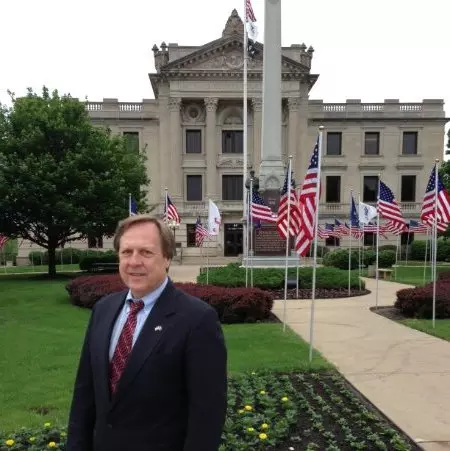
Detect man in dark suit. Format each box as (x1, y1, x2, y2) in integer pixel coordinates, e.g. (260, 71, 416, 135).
(67, 215, 228, 451)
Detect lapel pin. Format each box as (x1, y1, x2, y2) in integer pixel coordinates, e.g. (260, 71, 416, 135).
(154, 325, 163, 332)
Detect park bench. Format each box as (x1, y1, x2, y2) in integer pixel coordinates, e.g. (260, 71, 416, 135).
(377, 268, 393, 280)
(90, 262, 119, 273)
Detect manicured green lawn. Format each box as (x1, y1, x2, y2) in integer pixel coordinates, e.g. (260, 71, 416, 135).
(400, 318, 450, 341)
(0, 264, 80, 274)
(0, 276, 330, 432)
(392, 264, 450, 286)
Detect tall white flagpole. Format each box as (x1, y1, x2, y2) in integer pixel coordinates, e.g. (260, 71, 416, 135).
(245, 189, 249, 287)
(128, 193, 132, 216)
(375, 174, 381, 308)
(309, 126, 324, 363)
(423, 226, 429, 285)
(164, 187, 168, 223)
(358, 192, 362, 291)
(432, 160, 439, 328)
(282, 156, 293, 332)
(243, 0, 249, 286)
(405, 226, 411, 266)
(348, 189, 353, 296)
(250, 177, 254, 287)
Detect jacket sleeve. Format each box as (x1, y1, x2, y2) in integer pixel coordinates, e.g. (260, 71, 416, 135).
(66, 305, 97, 451)
(183, 307, 228, 451)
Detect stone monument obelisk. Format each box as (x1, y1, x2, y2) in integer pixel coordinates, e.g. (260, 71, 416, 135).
(251, 0, 289, 260)
(259, 0, 285, 191)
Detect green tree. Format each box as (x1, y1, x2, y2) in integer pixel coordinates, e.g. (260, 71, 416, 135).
(0, 87, 149, 277)
(445, 128, 450, 155)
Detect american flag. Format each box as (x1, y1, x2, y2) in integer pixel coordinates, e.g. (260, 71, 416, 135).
(251, 191, 277, 223)
(325, 223, 341, 238)
(408, 220, 428, 234)
(295, 138, 321, 256)
(334, 219, 349, 236)
(317, 225, 330, 239)
(129, 196, 138, 216)
(276, 166, 301, 239)
(245, 0, 256, 22)
(164, 193, 180, 223)
(377, 181, 407, 231)
(0, 234, 8, 250)
(420, 165, 450, 230)
(195, 217, 208, 247)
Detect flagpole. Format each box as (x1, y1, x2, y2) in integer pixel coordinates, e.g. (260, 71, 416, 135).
(375, 174, 381, 308)
(128, 193, 131, 216)
(164, 188, 168, 222)
(423, 226, 429, 285)
(296, 187, 300, 299)
(309, 126, 324, 363)
(394, 234, 400, 280)
(405, 225, 411, 266)
(358, 192, 362, 291)
(245, 189, 249, 287)
(432, 160, 439, 328)
(243, 0, 249, 288)
(250, 177, 254, 287)
(348, 189, 353, 296)
(282, 156, 293, 332)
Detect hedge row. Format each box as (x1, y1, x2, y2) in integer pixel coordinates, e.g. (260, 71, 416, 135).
(197, 263, 364, 290)
(323, 248, 396, 270)
(29, 248, 116, 265)
(395, 280, 450, 319)
(66, 274, 273, 323)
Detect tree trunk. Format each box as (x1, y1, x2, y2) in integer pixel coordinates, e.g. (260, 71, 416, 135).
(47, 246, 57, 278)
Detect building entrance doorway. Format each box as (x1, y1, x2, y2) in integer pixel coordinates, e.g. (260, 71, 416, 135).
(224, 223, 243, 256)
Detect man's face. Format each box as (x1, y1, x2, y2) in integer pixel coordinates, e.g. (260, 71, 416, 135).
(118, 222, 170, 298)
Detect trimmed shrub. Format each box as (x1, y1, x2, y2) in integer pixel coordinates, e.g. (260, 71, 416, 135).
(79, 252, 118, 271)
(65, 274, 273, 323)
(395, 281, 450, 319)
(409, 239, 450, 262)
(378, 250, 396, 268)
(197, 263, 364, 290)
(323, 249, 358, 270)
(363, 250, 376, 267)
(378, 245, 397, 252)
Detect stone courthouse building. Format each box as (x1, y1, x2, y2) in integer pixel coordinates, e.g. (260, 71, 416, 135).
(28, 9, 447, 262)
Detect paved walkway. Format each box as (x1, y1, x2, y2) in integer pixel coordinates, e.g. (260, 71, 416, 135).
(272, 278, 450, 451)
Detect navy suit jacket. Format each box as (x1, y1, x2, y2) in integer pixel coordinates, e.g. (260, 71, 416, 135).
(67, 279, 228, 451)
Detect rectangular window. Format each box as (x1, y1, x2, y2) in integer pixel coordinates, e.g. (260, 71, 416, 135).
(326, 176, 341, 202)
(222, 175, 243, 200)
(363, 176, 378, 202)
(364, 233, 377, 246)
(325, 237, 340, 247)
(222, 131, 243, 154)
(401, 175, 416, 202)
(364, 132, 380, 155)
(123, 131, 140, 153)
(401, 232, 414, 246)
(186, 224, 196, 247)
(186, 130, 202, 154)
(186, 175, 202, 201)
(402, 132, 418, 155)
(326, 132, 342, 156)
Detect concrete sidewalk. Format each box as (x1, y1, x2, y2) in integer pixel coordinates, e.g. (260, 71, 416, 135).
(272, 278, 450, 450)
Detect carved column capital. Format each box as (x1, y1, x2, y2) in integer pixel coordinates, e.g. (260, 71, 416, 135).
(204, 97, 219, 113)
(287, 97, 300, 112)
(251, 98, 263, 112)
(168, 97, 182, 112)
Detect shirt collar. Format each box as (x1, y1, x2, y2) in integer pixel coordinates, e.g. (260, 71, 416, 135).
(125, 276, 169, 309)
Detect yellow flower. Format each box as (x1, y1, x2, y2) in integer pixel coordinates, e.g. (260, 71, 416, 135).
(44, 422, 51, 427)
(259, 433, 268, 440)
(238, 409, 244, 414)
(247, 427, 254, 432)
(29, 437, 36, 442)
(259, 390, 266, 395)
(244, 405, 252, 411)
(5, 439, 15, 447)
(48, 442, 57, 448)
(261, 423, 269, 429)
(281, 396, 289, 402)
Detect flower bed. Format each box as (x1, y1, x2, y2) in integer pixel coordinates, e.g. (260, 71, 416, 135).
(65, 275, 274, 323)
(0, 372, 418, 450)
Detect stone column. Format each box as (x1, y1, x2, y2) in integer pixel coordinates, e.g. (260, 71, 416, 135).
(287, 97, 300, 182)
(252, 98, 263, 173)
(259, 0, 285, 190)
(169, 97, 182, 199)
(204, 97, 219, 200)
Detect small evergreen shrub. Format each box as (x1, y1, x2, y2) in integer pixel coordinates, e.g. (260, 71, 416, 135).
(378, 250, 396, 268)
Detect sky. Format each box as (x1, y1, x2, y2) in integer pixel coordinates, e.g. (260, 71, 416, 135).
(1, 0, 449, 149)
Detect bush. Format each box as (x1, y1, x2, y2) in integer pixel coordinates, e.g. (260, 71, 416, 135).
(363, 250, 376, 267)
(395, 281, 450, 319)
(79, 252, 118, 271)
(323, 249, 358, 270)
(378, 245, 397, 252)
(438, 270, 450, 281)
(378, 250, 396, 268)
(409, 239, 450, 262)
(65, 274, 273, 323)
(197, 263, 364, 290)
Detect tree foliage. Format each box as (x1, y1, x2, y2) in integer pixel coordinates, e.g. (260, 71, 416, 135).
(0, 86, 149, 276)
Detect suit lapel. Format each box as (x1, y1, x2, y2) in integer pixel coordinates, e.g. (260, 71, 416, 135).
(111, 280, 179, 409)
(92, 290, 128, 404)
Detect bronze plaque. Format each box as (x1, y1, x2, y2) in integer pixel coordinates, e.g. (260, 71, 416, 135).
(253, 224, 287, 256)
